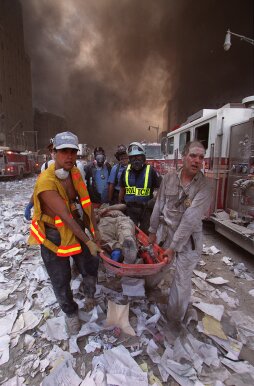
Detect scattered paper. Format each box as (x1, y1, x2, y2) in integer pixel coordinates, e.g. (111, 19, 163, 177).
(193, 302, 224, 321)
(206, 277, 229, 285)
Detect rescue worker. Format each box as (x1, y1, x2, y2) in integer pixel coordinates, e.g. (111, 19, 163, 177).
(108, 144, 129, 204)
(119, 141, 161, 234)
(28, 131, 102, 335)
(84, 147, 111, 205)
(24, 138, 86, 220)
(148, 140, 212, 330)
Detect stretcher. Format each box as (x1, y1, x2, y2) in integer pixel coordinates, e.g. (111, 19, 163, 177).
(99, 227, 169, 277)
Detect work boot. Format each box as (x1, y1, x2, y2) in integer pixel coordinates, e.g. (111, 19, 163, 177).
(65, 314, 81, 335)
(122, 238, 137, 264)
(83, 275, 97, 298)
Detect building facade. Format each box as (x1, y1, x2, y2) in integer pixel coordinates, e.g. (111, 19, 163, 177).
(0, 0, 33, 150)
(34, 109, 68, 153)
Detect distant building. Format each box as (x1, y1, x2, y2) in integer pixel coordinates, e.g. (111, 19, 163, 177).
(0, 0, 33, 150)
(34, 109, 67, 152)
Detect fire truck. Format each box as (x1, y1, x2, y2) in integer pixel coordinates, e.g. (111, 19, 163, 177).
(142, 142, 169, 175)
(0, 147, 35, 178)
(161, 96, 254, 255)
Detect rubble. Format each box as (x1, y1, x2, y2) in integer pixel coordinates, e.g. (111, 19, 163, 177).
(0, 177, 254, 385)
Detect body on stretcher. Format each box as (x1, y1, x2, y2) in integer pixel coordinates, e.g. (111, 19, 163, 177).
(100, 227, 169, 277)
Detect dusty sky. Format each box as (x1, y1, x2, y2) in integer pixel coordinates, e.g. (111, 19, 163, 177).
(21, 0, 176, 149)
(21, 0, 254, 151)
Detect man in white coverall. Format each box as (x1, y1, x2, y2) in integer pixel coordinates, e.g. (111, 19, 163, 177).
(148, 141, 212, 325)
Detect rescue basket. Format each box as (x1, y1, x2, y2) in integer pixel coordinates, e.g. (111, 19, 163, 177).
(99, 227, 169, 277)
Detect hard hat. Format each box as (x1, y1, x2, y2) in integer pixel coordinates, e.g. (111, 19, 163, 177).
(127, 142, 145, 156)
(94, 146, 105, 156)
(114, 144, 127, 160)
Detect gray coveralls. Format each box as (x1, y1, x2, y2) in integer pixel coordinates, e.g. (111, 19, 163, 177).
(149, 169, 212, 322)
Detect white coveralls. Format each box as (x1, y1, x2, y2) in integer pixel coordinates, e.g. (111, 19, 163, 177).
(149, 169, 212, 322)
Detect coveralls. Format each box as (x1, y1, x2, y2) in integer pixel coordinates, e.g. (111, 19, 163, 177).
(149, 168, 212, 321)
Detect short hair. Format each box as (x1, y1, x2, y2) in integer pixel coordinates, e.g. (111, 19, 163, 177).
(181, 141, 205, 156)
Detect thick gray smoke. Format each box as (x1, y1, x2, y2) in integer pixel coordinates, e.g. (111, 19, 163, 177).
(21, 0, 253, 150)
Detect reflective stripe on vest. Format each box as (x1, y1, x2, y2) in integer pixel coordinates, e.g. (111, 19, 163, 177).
(125, 164, 151, 197)
(57, 243, 82, 257)
(81, 195, 91, 208)
(55, 216, 64, 227)
(30, 220, 45, 244)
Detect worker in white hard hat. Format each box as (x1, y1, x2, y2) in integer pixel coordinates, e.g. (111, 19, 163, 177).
(119, 141, 161, 234)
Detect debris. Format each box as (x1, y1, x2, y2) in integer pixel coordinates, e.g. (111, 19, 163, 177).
(206, 277, 229, 285)
(193, 301, 224, 321)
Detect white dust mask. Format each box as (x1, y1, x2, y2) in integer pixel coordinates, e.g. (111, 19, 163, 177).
(55, 168, 69, 180)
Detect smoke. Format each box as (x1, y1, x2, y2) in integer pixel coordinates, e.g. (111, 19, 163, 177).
(21, 0, 254, 151)
(21, 0, 175, 149)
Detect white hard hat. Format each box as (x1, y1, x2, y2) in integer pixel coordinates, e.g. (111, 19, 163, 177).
(128, 142, 145, 156)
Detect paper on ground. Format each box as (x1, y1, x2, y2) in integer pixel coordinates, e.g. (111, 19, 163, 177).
(193, 270, 207, 280)
(41, 359, 82, 386)
(0, 335, 11, 365)
(197, 321, 242, 360)
(1, 376, 25, 385)
(0, 310, 18, 337)
(249, 289, 254, 297)
(121, 277, 145, 297)
(206, 277, 229, 285)
(193, 301, 224, 321)
(222, 256, 233, 266)
(202, 315, 227, 340)
(44, 316, 68, 341)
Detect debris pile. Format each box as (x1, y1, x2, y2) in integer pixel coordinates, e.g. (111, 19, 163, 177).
(0, 179, 254, 385)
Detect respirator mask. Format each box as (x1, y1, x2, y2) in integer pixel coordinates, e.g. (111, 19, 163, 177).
(95, 154, 105, 166)
(55, 168, 69, 180)
(130, 159, 144, 171)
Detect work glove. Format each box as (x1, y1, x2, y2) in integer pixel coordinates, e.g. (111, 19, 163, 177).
(24, 202, 33, 220)
(86, 240, 102, 257)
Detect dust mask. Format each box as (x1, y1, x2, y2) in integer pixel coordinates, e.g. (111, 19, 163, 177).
(55, 168, 69, 180)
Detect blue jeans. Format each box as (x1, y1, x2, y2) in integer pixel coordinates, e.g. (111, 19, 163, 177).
(41, 227, 99, 316)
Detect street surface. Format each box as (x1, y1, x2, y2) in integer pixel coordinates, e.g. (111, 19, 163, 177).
(0, 176, 254, 385)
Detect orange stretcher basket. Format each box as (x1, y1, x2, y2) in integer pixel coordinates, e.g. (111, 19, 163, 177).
(99, 227, 168, 277)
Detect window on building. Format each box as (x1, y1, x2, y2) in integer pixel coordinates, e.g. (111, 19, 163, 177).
(195, 123, 209, 149)
(179, 131, 191, 153)
(167, 137, 174, 155)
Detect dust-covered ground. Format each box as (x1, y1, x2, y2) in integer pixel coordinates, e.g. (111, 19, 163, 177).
(0, 176, 254, 385)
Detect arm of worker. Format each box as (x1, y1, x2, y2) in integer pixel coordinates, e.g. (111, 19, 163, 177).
(39, 191, 102, 256)
(24, 194, 34, 220)
(108, 183, 115, 203)
(107, 166, 117, 203)
(170, 182, 212, 252)
(90, 204, 101, 244)
(148, 173, 167, 236)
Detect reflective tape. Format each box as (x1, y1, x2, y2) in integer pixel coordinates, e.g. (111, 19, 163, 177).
(30, 220, 45, 244)
(57, 243, 82, 257)
(81, 196, 91, 208)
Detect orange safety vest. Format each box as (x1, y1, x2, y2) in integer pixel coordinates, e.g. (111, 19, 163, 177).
(28, 163, 94, 257)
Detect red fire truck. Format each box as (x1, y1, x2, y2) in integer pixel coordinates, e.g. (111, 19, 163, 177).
(0, 147, 35, 178)
(142, 142, 170, 175)
(161, 96, 254, 255)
